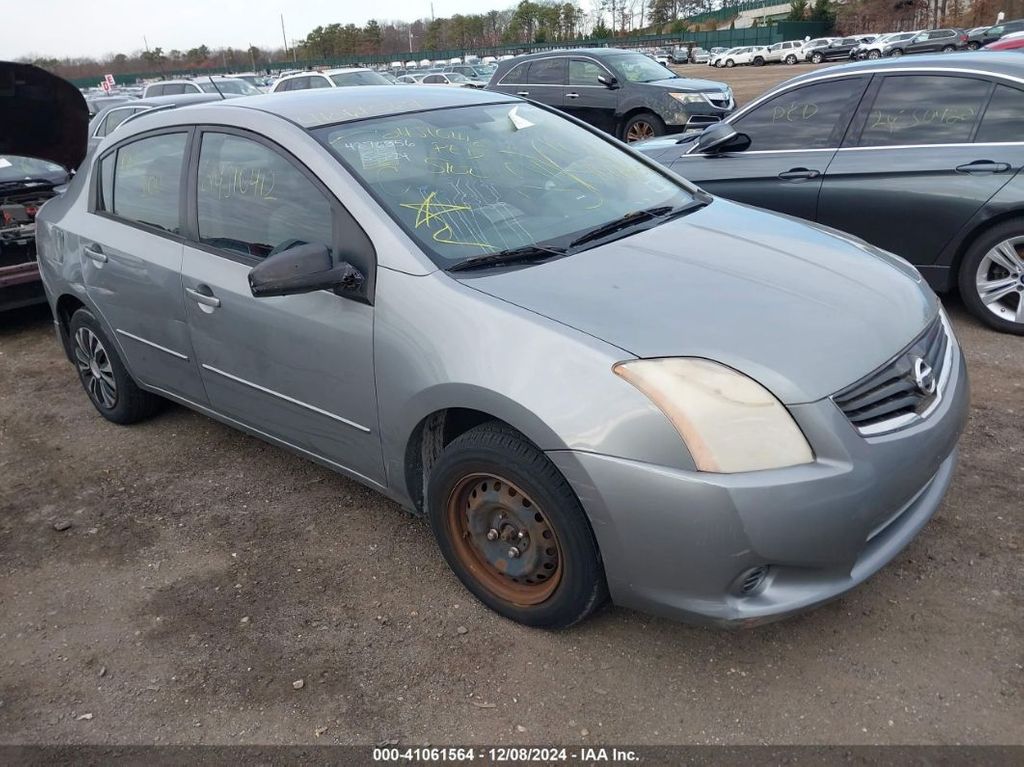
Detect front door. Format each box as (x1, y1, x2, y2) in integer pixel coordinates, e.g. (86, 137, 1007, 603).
(179, 128, 384, 486)
(564, 58, 618, 134)
(671, 76, 869, 221)
(79, 129, 207, 403)
(818, 74, 1022, 278)
(520, 57, 567, 111)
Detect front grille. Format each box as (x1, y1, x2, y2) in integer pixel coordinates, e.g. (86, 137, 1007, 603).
(833, 315, 950, 435)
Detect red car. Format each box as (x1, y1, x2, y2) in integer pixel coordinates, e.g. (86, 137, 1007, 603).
(984, 34, 1024, 51)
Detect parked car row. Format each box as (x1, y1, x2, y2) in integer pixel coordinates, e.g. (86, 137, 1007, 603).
(3, 60, 974, 633)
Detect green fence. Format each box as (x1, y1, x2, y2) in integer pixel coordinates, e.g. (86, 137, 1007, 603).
(70, 21, 828, 88)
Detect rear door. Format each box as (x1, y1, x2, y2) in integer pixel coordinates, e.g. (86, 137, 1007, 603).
(179, 128, 383, 484)
(670, 75, 869, 221)
(818, 74, 1022, 275)
(79, 130, 207, 403)
(564, 58, 618, 133)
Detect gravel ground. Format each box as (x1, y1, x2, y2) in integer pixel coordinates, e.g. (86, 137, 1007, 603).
(1, 61, 1022, 746)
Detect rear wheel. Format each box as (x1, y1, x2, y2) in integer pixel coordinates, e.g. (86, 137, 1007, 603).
(69, 309, 164, 423)
(958, 222, 1024, 335)
(622, 112, 665, 143)
(725, 58, 735, 68)
(968, 41, 980, 50)
(942, 44, 956, 53)
(427, 422, 607, 628)
(752, 56, 765, 66)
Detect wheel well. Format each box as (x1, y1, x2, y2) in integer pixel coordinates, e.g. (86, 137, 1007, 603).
(404, 408, 519, 515)
(54, 294, 86, 360)
(949, 210, 1024, 292)
(617, 107, 659, 136)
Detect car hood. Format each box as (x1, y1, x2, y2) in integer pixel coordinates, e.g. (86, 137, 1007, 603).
(0, 62, 88, 173)
(456, 200, 936, 404)
(646, 76, 729, 93)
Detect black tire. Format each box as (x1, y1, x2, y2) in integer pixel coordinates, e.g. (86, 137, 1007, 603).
(968, 41, 980, 50)
(621, 112, 665, 143)
(69, 308, 164, 424)
(725, 58, 735, 68)
(811, 52, 824, 64)
(426, 422, 608, 628)
(752, 56, 765, 67)
(785, 54, 797, 64)
(867, 49, 881, 59)
(957, 220, 1024, 335)
(890, 48, 903, 57)
(942, 45, 956, 53)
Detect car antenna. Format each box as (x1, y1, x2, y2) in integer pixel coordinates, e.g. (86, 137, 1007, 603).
(208, 76, 226, 100)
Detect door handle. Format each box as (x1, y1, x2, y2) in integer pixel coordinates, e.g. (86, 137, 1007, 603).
(566, 92, 580, 99)
(83, 245, 107, 264)
(516, 91, 530, 97)
(777, 168, 821, 181)
(186, 286, 221, 309)
(955, 160, 1011, 174)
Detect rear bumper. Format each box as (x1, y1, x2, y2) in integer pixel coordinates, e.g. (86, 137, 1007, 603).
(548, 345, 968, 627)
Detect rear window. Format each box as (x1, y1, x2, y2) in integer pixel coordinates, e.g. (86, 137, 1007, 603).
(859, 75, 990, 147)
(977, 84, 1024, 143)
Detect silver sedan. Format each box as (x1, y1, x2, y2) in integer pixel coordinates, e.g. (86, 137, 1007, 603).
(30, 83, 967, 628)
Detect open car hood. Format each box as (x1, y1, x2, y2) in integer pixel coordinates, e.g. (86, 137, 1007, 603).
(0, 62, 88, 172)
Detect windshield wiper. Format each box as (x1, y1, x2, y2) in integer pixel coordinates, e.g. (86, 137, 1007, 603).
(448, 243, 567, 273)
(568, 202, 706, 249)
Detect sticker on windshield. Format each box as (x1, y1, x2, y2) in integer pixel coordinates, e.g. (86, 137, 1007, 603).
(508, 106, 534, 131)
(0, 158, 12, 169)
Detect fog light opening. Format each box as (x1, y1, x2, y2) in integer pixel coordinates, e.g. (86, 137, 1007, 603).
(736, 565, 770, 597)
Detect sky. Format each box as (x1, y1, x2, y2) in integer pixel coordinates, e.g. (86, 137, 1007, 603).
(5, 0, 577, 60)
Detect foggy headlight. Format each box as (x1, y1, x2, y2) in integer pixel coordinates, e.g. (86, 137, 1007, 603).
(614, 358, 814, 473)
(669, 92, 706, 104)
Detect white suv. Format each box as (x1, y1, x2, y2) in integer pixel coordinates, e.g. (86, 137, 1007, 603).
(855, 31, 919, 59)
(711, 46, 767, 67)
(764, 40, 805, 64)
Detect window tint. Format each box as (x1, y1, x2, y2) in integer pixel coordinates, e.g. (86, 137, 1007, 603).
(109, 133, 187, 232)
(859, 75, 990, 147)
(569, 59, 603, 85)
(501, 62, 527, 85)
(529, 58, 565, 85)
(977, 84, 1024, 142)
(310, 75, 332, 88)
(424, 74, 443, 83)
(197, 133, 333, 260)
(146, 85, 165, 97)
(733, 77, 865, 150)
(163, 83, 188, 95)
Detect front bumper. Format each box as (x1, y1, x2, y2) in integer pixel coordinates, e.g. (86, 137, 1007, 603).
(548, 345, 968, 627)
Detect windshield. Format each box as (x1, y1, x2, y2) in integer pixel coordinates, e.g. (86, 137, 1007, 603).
(0, 155, 66, 184)
(332, 70, 392, 87)
(447, 73, 470, 83)
(200, 79, 261, 95)
(316, 102, 692, 267)
(605, 53, 675, 83)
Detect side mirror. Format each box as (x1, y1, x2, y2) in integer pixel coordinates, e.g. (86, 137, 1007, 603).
(694, 122, 751, 154)
(248, 242, 364, 298)
(597, 74, 619, 89)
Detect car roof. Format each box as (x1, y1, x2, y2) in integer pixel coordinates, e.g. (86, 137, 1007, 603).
(780, 51, 1024, 87)
(279, 68, 368, 80)
(179, 85, 514, 129)
(497, 47, 653, 64)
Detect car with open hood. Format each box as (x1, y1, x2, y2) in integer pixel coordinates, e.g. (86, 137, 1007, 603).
(485, 47, 733, 142)
(33, 84, 967, 629)
(0, 62, 87, 311)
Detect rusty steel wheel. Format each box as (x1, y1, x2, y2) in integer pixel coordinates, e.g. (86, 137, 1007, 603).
(445, 474, 563, 605)
(427, 421, 607, 628)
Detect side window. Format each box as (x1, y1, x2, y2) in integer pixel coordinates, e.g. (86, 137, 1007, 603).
(146, 85, 164, 97)
(977, 84, 1024, 143)
(501, 63, 527, 85)
(285, 77, 307, 91)
(107, 132, 188, 233)
(733, 77, 866, 151)
(424, 74, 442, 84)
(97, 153, 114, 211)
(859, 75, 991, 147)
(529, 58, 565, 85)
(311, 76, 332, 89)
(569, 59, 603, 86)
(196, 132, 333, 260)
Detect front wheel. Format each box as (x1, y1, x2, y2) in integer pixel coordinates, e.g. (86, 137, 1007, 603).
(69, 309, 164, 423)
(785, 54, 797, 64)
(621, 112, 665, 143)
(811, 52, 824, 64)
(868, 49, 881, 59)
(890, 48, 903, 57)
(942, 45, 956, 53)
(958, 222, 1024, 334)
(426, 422, 608, 628)
(752, 56, 765, 66)
(968, 41, 980, 50)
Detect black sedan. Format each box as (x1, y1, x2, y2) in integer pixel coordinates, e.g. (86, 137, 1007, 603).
(636, 53, 1024, 334)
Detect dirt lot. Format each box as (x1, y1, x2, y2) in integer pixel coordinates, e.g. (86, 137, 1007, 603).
(669, 60, 834, 106)
(1, 62, 1022, 747)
